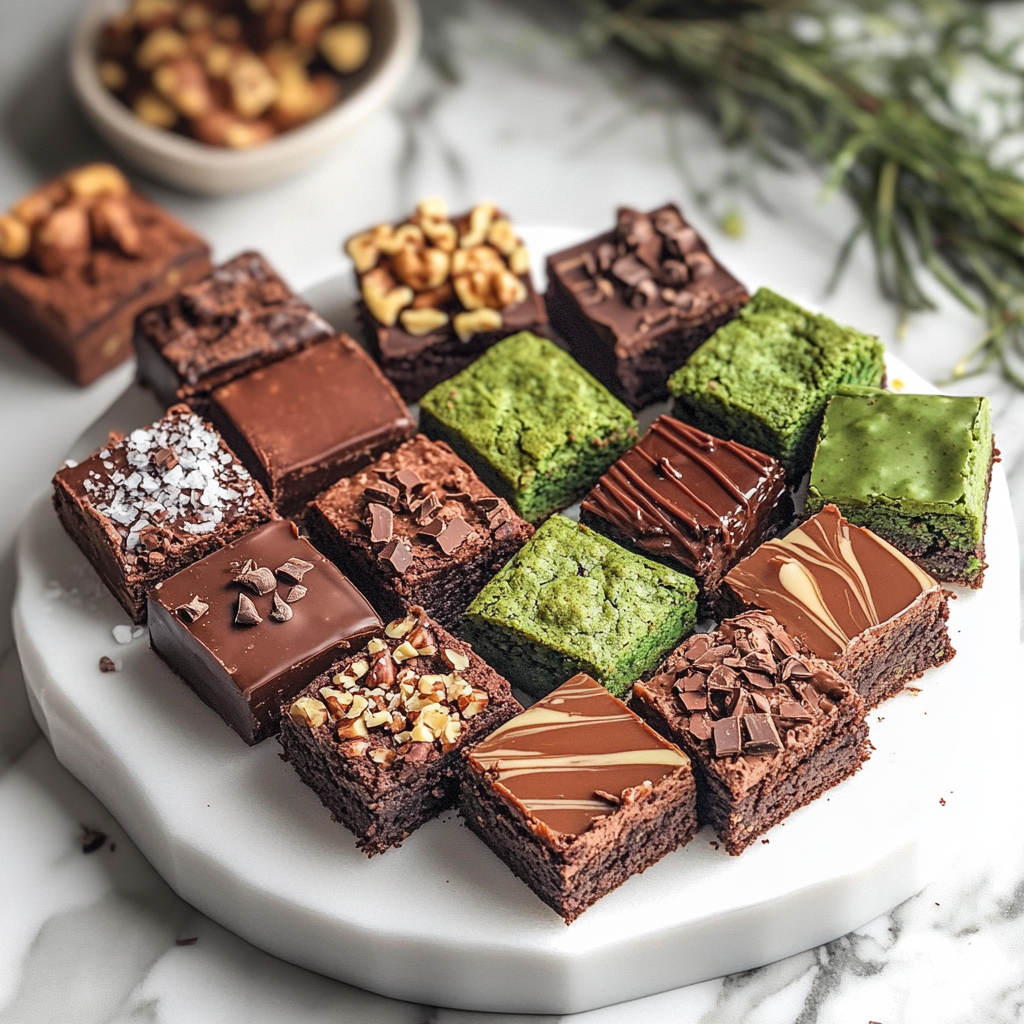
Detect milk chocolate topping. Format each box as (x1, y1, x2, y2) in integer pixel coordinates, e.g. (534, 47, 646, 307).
(468, 673, 690, 836)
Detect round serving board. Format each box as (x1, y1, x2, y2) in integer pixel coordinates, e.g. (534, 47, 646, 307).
(13, 232, 1023, 1014)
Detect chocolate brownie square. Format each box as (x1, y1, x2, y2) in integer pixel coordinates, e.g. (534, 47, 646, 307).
(204, 334, 415, 516)
(279, 607, 522, 855)
(0, 163, 210, 385)
(462, 514, 698, 698)
(722, 504, 955, 707)
(134, 251, 334, 406)
(580, 415, 792, 598)
(149, 519, 380, 745)
(667, 288, 886, 481)
(305, 435, 533, 630)
(461, 672, 697, 922)
(545, 204, 749, 410)
(807, 387, 995, 588)
(52, 404, 274, 623)
(347, 199, 548, 402)
(419, 331, 638, 523)
(631, 611, 870, 855)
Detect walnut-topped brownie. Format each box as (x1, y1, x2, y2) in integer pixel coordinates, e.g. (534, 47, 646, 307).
(279, 607, 522, 855)
(461, 672, 697, 922)
(346, 199, 548, 402)
(0, 163, 210, 384)
(134, 251, 334, 405)
(723, 504, 955, 707)
(632, 611, 870, 855)
(545, 204, 749, 409)
(53, 404, 274, 623)
(306, 435, 533, 630)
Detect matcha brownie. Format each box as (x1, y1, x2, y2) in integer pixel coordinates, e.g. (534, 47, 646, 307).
(807, 387, 994, 587)
(462, 514, 698, 698)
(419, 331, 638, 522)
(667, 288, 885, 480)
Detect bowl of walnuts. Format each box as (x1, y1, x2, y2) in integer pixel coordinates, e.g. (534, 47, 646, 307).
(69, 0, 420, 195)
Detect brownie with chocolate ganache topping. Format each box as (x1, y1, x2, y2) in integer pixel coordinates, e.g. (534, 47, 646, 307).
(305, 435, 533, 630)
(52, 404, 274, 624)
(722, 504, 955, 707)
(134, 251, 334, 406)
(279, 606, 521, 855)
(631, 611, 869, 855)
(202, 334, 415, 516)
(460, 672, 697, 923)
(149, 519, 381, 745)
(806, 387, 995, 588)
(0, 163, 210, 385)
(545, 204, 749, 410)
(348, 199, 548, 403)
(580, 415, 792, 601)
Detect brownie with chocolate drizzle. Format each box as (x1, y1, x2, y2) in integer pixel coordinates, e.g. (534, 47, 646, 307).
(305, 434, 534, 630)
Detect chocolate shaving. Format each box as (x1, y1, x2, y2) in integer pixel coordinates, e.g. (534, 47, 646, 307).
(276, 557, 315, 584)
(693, 644, 733, 670)
(394, 468, 424, 499)
(284, 585, 307, 603)
(175, 595, 209, 622)
(778, 700, 813, 721)
(684, 634, 712, 662)
(436, 517, 474, 555)
(494, 520, 518, 541)
(367, 503, 394, 544)
(151, 447, 178, 471)
(594, 789, 622, 806)
(689, 713, 713, 741)
(713, 717, 742, 757)
(707, 664, 742, 690)
(414, 493, 442, 524)
(363, 480, 400, 508)
(417, 518, 446, 539)
(379, 538, 413, 574)
(81, 827, 107, 854)
(476, 496, 502, 513)
(780, 657, 813, 683)
(679, 690, 707, 712)
(743, 713, 783, 754)
(269, 593, 293, 622)
(750, 691, 772, 714)
(233, 566, 276, 595)
(98, 656, 116, 673)
(673, 672, 706, 693)
(235, 592, 262, 626)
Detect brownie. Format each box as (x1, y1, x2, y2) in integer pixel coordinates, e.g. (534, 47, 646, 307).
(347, 199, 548, 402)
(134, 251, 334, 406)
(545, 204, 749, 410)
(807, 387, 994, 588)
(0, 163, 210, 385)
(305, 435, 533, 630)
(52, 404, 274, 623)
(279, 606, 522, 854)
(419, 331, 638, 523)
(149, 520, 380, 745)
(203, 334, 415, 516)
(580, 414, 793, 598)
(667, 288, 886, 481)
(462, 514, 698, 699)
(460, 672, 697, 923)
(722, 504, 955, 707)
(631, 611, 869, 855)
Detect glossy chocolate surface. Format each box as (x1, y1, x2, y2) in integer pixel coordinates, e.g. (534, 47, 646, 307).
(723, 504, 938, 660)
(467, 672, 690, 836)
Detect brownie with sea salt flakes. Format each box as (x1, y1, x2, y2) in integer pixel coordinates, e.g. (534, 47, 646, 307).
(460, 672, 697, 923)
(722, 504, 955, 708)
(149, 519, 380, 746)
(134, 251, 334, 406)
(52, 404, 274, 624)
(279, 606, 521, 855)
(306, 435, 534, 630)
(545, 204, 749, 410)
(203, 333, 415, 516)
(631, 611, 870, 855)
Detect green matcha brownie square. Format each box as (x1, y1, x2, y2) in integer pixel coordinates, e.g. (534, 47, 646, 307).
(667, 288, 885, 480)
(806, 386, 994, 588)
(462, 514, 698, 698)
(418, 331, 638, 523)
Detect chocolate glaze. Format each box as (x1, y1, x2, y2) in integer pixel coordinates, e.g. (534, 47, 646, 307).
(723, 504, 939, 660)
(581, 416, 790, 585)
(468, 672, 690, 836)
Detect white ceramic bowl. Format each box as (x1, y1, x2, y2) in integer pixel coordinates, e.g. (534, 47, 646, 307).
(68, 0, 420, 195)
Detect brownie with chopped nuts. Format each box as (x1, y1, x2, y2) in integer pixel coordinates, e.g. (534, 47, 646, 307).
(306, 435, 534, 630)
(347, 199, 548, 402)
(0, 163, 210, 385)
(631, 611, 870, 855)
(52, 404, 275, 623)
(545, 204, 749, 410)
(149, 519, 380, 745)
(203, 333, 415, 516)
(279, 606, 522, 855)
(460, 672, 697, 922)
(134, 251, 334, 406)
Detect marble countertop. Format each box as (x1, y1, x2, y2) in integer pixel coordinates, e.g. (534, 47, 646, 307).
(1, 1, 1023, 1021)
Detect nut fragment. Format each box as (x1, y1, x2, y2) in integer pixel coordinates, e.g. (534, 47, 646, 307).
(289, 696, 328, 728)
(338, 737, 370, 757)
(133, 92, 178, 128)
(0, 215, 30, 261)
(508, 245, 530, 276)
(459, 202, 496, 248)
(345, 230, 379, 273)
(33, 206, 90, 275)
(91, 197, 140, 256)
(136, 27, 188, 69)
(486, 218, 518, 256)
(400, 308, 449, 336)
(228, 53, 279, 119)
(391, 245, 450, 291)
(453, 308, 502, 343)
(319, 21, 371, 73)
(384, 614, 416, 639)
(337, 716, 369, 740)
(410, 722, 434, 743)
(99, 60, 128, 91)
(367, 637, 387, 655)
(375, 223, 424, 255)
(292, 0, 335, 47)
(361, 268, 413, 326)
(441, 647, 470, 672)
(152, 56, 213, 118)
(369, 747, 395, 767)
(392, 640, 419, 663)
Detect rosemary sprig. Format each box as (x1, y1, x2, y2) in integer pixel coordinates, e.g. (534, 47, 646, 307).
(573, 0, 1024, 386)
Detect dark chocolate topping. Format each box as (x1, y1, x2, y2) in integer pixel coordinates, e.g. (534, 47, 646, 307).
(367, 503, 394, 544)
(379, 538, 413, 574)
